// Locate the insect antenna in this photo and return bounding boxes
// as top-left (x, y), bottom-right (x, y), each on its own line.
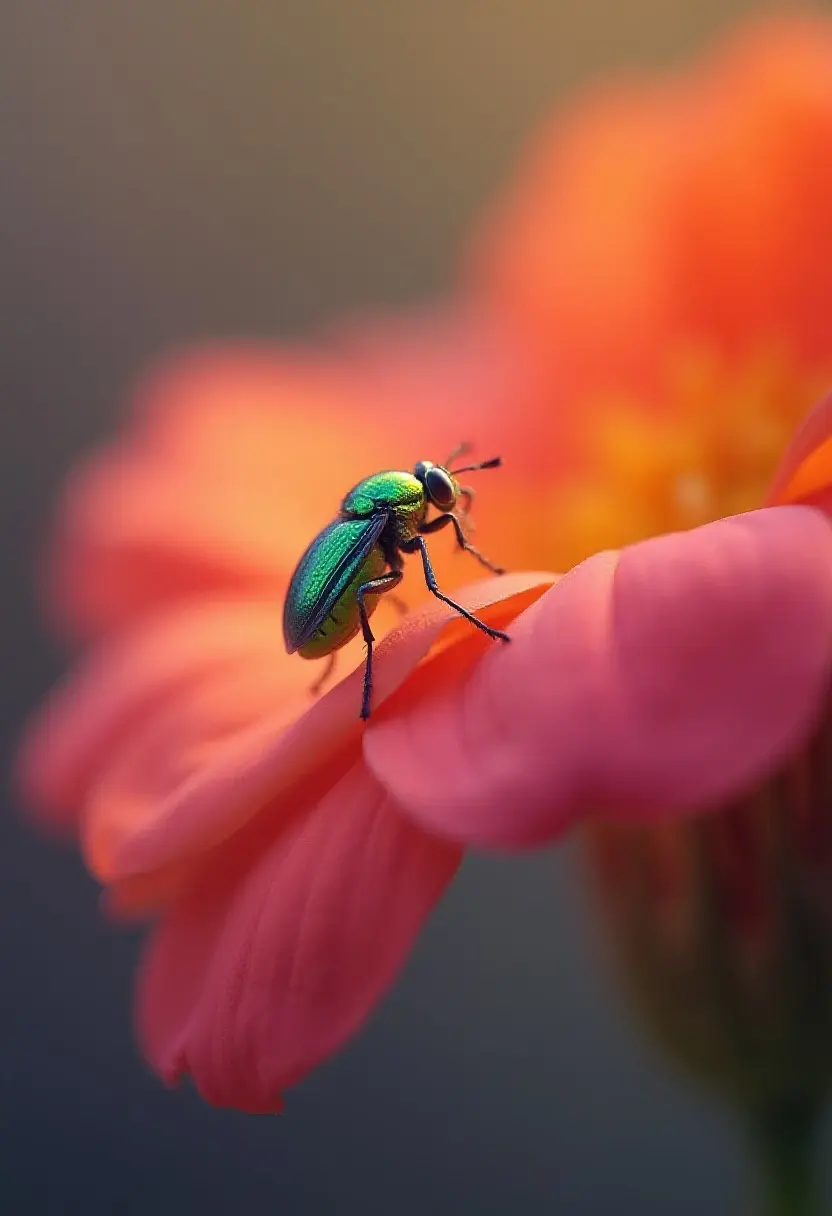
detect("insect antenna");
top-left (443, 440), bottom-right (473, 467)
top-left (448, 456), bottom-right (502, 474)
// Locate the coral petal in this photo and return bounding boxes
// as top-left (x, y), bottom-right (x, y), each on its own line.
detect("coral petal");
top-left (365, 507), bottom-right (832, 846)
top-left (136, 761), bottom-right (461, 1112)
top-left (15, 601), bottom-right (306, 834)
top-left (110, 573), bottom-right (553, 879)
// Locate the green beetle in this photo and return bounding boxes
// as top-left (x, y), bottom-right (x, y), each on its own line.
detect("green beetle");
top-left (283, 444), bottom-right (510, 718)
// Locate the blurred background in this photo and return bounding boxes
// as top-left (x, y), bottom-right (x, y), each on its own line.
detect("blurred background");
top-left (2, 2), bottom-right (829, 1213)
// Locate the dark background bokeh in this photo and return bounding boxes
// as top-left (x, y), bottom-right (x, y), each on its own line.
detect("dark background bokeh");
top-left (2, 3), bottom-right (826, 1213)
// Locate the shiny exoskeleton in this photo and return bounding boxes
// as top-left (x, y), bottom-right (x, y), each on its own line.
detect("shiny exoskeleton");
top-left (282, 445), bottom-right (509, 718)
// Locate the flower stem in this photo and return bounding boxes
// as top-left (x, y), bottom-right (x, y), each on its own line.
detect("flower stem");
top-left (747, 1102), bottom-right (821, 1216)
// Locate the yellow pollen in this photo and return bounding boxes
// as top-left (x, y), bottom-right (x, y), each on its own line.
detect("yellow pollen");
top-left (673, 472), bottom-right (714, 518)
top-left (544, 345), bottom-right (830, 571)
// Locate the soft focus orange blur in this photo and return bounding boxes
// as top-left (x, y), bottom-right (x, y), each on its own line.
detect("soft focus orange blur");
top-left (4, 4), bottom-right (832, 1216)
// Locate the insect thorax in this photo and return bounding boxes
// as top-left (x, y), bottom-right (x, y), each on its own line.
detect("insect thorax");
top-left (341, 471), bottom-right (425, 527)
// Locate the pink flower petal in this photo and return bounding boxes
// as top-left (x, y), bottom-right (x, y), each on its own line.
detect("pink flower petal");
top-left (365, 506), bottom-right (832, 846)
top-left (103, 862), bottom-right (199, 922)
top-left (136, 759), bottom-right (461, 1112)
top-left (81, 655), bottom-right (310, 885)
top-left (15, 600), bottom-right (309, 834)
top-left (108, 573), bottom-right (552, 881)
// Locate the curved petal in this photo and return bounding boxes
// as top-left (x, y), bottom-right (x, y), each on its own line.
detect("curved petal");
top-left (103, 862), bottom-right (200, 922)
top-left (365, 507), bottom-right (832, 846)
top-left (107, 573), bottom-right (553, 881)
top-left (81, 654), bottom-right (311, 886)
top-left (136, 760), bottom-right (461, 1113)
top-left (15, 600), bottom-right (309, 834)
top-left (767, 390), bottom-right (832, 507)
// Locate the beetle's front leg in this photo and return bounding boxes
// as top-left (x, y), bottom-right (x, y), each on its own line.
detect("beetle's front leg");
top-left (418, 511), bottom-right (505, 575)
top-left (401, 535), bottom-right (510, 643)
top-left (356, 570), bottom-right (404, 719)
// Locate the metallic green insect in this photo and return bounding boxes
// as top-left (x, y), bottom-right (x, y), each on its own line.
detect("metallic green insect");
top-left (283, 443), bottom-right (510, 719)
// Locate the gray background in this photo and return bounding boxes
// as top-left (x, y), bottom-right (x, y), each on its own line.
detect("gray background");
top-left (2, 2), bottom-right (827, 1213)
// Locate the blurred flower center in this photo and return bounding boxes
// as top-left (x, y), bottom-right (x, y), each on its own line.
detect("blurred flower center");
top-left (547, 347), bottom-right (829, 571)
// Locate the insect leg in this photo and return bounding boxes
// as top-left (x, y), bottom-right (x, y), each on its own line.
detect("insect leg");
top-left (456, 485), bottom-right (477, 536)
top-left (457, 485), bottom-right (476, 512)
top-left (309, 651), bottom-right (337, 698)
top-left (418, 511), bottom-right (505, 575)
top-left (357, 570), bottom-right (404, 719)
top-left (401, 535), bottom-right (510, 643)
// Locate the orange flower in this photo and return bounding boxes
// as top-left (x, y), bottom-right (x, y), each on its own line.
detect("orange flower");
top-left (17, 16), bottom-right (832, 1118)
top-left (467, 16), bottom-right (832, 570)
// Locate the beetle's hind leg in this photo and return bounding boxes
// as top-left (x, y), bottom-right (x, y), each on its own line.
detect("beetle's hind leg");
top-left (357, 570), bottom-right (404, 719)
top-left (309, 652), bottom-right (337, 699)
top-left (401, 534), bottom-right (510, 644)
top-left (418, 510), bottom-right (505, 575)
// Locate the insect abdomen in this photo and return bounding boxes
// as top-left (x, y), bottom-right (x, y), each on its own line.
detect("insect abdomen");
top-left (297, 546), bottom-right (387, 658)
top-left (284, 515), bottom-right (387, 654)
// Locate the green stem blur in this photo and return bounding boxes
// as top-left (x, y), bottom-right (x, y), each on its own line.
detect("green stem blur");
top-left (748, 1103), bottom-right (821, 1216)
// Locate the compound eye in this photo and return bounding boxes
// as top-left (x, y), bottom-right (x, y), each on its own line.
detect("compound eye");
top-left (425, 467), bottom-right (456, 510)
